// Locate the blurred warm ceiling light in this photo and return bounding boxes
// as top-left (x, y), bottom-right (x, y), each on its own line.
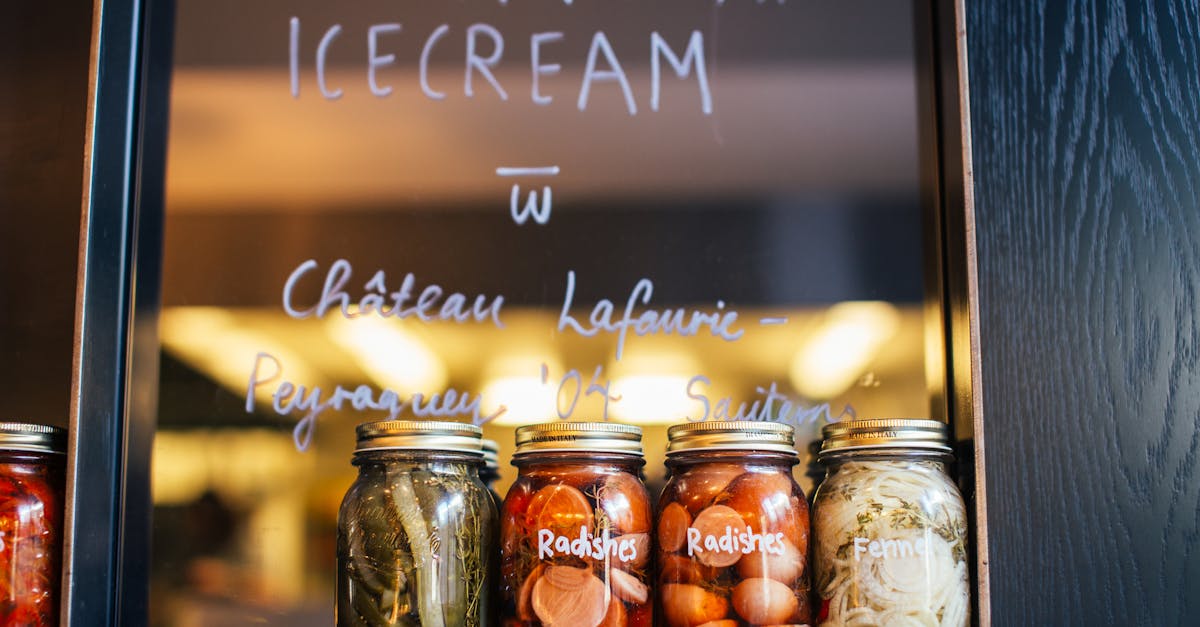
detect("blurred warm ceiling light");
top-left (325, 316), bottom-right (448, 395)
top-left (160, 307), bottom-right (322, 404)
top-left (483, 354), bottom-right (562, 426)
top-left (609, 350), bottom-right (700, 425)
top-left (789, 301), bottom-right (900, 400)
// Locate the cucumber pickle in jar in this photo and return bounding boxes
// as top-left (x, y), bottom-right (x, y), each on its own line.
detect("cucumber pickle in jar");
top-left (657, 421), bottom-right (812, 627)
top-left (337, 421), bottom-right (497, 627)
top-left (812, 419), bottom-right (969, 627)
top-left (500, 422), bottom-right (652, 627)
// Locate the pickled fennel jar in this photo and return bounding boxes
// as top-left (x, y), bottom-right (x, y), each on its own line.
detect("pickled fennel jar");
top-left (812, 419), bottom-right (970, 627)
top-left (337, 421), bottom-right (497, 627)
top-left (657, 420), bottom-right (811, 627)
top-left (0, 423), bottom-right (65, 627)
top-left (500, 422), bottom-right (652, 627)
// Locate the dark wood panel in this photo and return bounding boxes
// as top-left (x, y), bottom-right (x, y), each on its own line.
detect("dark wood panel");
top-left (967, 1), bottom-right (1200, 624)
top-left (0, 1), bottom-right (91, 428)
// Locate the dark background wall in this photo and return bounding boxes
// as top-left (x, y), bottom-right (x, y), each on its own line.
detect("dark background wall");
top-left (968, 1), bottom-right (1200, 624)
top-left (0, 2), bottom-right (91, 428)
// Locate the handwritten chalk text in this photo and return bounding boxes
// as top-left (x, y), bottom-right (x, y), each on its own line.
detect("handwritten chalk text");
top-left (686, 376), bottom-right (854, 428)
top-left (557, 271), bottom-right (744, 360)
top-left (282, 259), bottom-right (505, 327)
top-left (289, 19), bottom-right (713, 115)
top-left (247, 352), bottom-right (503, 451)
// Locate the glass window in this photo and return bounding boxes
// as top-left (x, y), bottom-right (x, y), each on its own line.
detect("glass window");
top-left (151, 1), bottom-right (939, 624)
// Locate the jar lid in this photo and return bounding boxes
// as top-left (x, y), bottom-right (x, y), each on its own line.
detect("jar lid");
top-left (666, 421), bottom-right (796, 455)
top-left (819, 418), bottom-right (951, 456)
top-left (0, 422), bottom-right (66, 454)
top-left (513, 422), bottom-right (643, 457)
top-left (481, 438), bottom-right (501, 472)
top-left (355, 420), bottom-right (484, 456)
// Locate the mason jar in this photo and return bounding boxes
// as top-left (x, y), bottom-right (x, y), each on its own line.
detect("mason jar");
top-left (812, 419), bottom-right (970, 627)
top-left (656, 420), bottom-right (811, 627)
top-left (480, 438), bottom-right (502, 505)
top-left (499, 422), bottom-right (652, 627)
top-left (0, 422), bottom-right (65, 627)
top-left (337, 420), bottom-right (497, 627)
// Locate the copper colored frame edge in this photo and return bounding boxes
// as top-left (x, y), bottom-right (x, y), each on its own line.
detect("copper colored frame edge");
top-left (62, 0), bottom-right (107, 621)
top-left (952, 0), bottom-right (991, 622)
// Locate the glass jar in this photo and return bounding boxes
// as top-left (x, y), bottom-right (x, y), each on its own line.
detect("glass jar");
top-left (337, 421), bottom-right (497, 627)
top-left (0, 422), bottom-right (65, 627)
top-left (812, 419), bottom-right (970, 627)
top-left (480, 438), bottom-right (502, 505)
top-left (479, 437), bottom-right (503, 627)
top-left (499, 422), bottom-right (652, 627)
top-left (656, 421), bottom-right (811, 627)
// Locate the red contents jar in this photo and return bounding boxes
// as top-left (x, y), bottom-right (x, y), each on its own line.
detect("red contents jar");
top-left (0, 423), bottom-right (66, 626)
top-left (656, 421), bottom-right (811, 627)
top-left (500, 422), bottom-right (652, 627)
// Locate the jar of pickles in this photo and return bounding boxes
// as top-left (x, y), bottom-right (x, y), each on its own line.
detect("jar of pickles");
top-left (500, 422), bottom-right (652, 627)
top-left (337, 421), bottom-right (497, 627)
top-left (0, 422), bottom-right (65, 627)
top-left (656, 421), bottom-right (811, 627)
top-left (812, 419), bottom-right (970, 627)
top-left (480, 438), bottom-right (502, 505)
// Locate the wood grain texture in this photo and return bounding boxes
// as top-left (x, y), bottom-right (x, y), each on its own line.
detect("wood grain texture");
top-left (966, 1), bottom-right (1200, 624)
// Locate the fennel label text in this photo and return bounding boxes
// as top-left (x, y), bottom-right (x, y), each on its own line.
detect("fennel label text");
top-left (852, 536), bottom-right (930, 562)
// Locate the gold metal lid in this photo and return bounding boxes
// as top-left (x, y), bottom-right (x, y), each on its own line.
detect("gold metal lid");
top-left (0, 422), bottom-right (66, 454)
top-left (513, 422), bottom-right (643, 457)
top-left (481, 438), bottom-right (501, 472)
top-left (355, 420), bottom-right (484, 456)
top-left (666, 421), bottom-right (797, 455)
top-left (819, 418), bottom-right (951, 456)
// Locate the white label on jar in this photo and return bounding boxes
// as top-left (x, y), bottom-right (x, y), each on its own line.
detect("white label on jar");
top-left (686, 525), bottom-right (786, 557)
top-left (853, 536), bottom-right (927, 561)
top-left (537, 527), bottom-right (639, 563)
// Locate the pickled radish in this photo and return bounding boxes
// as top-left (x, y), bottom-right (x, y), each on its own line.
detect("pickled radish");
top-left (532, 565), bottom-right (608, 626)
top-left (660, 583), bottom-right (729, 627)
top-left (731, 577), bottom-right (799, 625)
top-left (657, 502), bottom-right (691, 553)
top-left (735, 538), bottom-right (805, 583)
top-left (599, 473), bottom-right (652, 533)
top-left (658, 554), bottom-right (715, 585)
top-left (674, 464), bottom-right (745, 514)
top-left (688, 505), bottom-right (749, 567)
top-left (526, 484), bottom-right (594, 536)
top-left (717, 472), bottom-right (807, 547)
top-left (610, 567), bottom-right (649, 604)
top-left (613, 533), bottom-right (650, 569)
top-left (517, 564), bottom-right (545, 622)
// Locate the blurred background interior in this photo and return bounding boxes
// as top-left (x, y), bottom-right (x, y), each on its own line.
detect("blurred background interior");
top-left (150, 1), bottom-right (935, 625)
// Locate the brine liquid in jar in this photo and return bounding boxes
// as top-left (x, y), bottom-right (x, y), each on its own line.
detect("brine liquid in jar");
top-left (0, 422), bottom-right (65, 627)
top-left (812, 418), bottom-right (970, 627)
top-left (499, 422), bottom-right (652, 627)
top-left (337, 420), bottom-right (497, 627)
top-left (656, 420), bottom-right (812, 627)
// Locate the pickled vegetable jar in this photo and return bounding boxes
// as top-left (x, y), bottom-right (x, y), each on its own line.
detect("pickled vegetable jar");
top-left (337, 421), bottom-right (497, 627)
top-left (500, 422), bottom-right (652, 627)
top-left (656, 420), bottom-right (811, 627)
top-left (0, 422), bottom-right (65, 627)
top-left (812, 419), bottom-right (970, 627)
top-left (480, 438), bottom-right (502, 505)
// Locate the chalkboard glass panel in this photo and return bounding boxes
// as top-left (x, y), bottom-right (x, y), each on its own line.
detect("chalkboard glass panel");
top-left (149, 1), bottom-right (941, 624)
